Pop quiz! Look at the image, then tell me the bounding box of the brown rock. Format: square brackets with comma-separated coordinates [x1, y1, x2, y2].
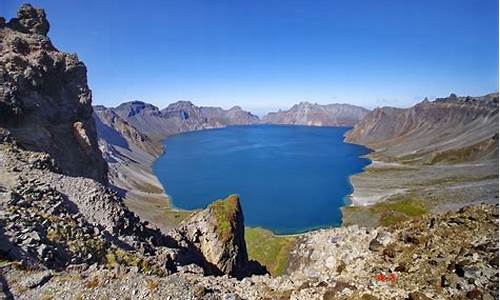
[0, 4, 107, 183]
[466, 289, 483, 299]
[174, 195, 253, 277]
[407, 292, 432, 300]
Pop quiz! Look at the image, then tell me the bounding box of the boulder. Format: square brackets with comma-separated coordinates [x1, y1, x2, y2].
[369, 231, 392, 252]
[173, 194, 250, 277]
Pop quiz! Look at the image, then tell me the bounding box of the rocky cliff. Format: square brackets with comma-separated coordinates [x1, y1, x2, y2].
[0, 4, 107, 183]
[92, 105, 175, 231]
[262, 102, 369, 126]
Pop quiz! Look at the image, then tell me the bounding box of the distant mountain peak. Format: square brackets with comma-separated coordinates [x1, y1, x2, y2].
[167, 100, 196, 107]
[263, 102, 369, 126]
[114, 100, 160, 118]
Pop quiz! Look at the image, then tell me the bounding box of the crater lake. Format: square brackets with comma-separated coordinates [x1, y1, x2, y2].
[153, 125, 371, 234]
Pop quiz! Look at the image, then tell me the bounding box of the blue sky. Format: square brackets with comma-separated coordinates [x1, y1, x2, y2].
[2, 0, 498, 114]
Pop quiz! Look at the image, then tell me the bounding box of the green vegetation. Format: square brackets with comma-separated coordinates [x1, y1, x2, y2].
[343, 197, 428, 227]
[208, 194, 240, 241]
[245, 227, 296, 276]
[427, 137, 497, 165]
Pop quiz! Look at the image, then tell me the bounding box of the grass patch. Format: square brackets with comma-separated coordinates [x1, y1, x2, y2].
[342, 197, 428, 227]
[427, 136, 498, 165]
[373, 199, 427, 216]
[84, 276, 99, 289]
[245, 227, 296, 276]
[372, 198, 428, 226]
[146, 278, 159, 290]
[208, 194, 240, 241]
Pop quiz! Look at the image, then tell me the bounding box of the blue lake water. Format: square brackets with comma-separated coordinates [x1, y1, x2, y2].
[153, 125, 371, 234]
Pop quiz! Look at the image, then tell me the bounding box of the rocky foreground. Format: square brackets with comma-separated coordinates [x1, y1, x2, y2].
[0, 4, 498, 300]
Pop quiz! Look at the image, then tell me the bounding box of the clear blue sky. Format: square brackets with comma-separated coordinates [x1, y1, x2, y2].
[2, 0, 498, 114]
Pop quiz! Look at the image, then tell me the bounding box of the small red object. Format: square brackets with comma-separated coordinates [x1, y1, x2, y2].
[388, 272, 398, 283]
[376, 273, 386, 282]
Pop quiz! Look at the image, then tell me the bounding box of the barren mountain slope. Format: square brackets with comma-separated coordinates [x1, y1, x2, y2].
[343, 94, 499, 226]
[93, 106, 178, 232]
[346, 93, 498, 164]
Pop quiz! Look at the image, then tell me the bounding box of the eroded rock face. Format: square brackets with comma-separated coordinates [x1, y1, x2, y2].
[93, 105, 163, 157]
[0, 4, 107, 183]
[172, 194, 249, 277]
[345, 93, 499, 164]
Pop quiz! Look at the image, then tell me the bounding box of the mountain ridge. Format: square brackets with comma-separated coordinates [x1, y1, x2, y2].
[262, 102, 369, 126]
[345, 93, 499, 164]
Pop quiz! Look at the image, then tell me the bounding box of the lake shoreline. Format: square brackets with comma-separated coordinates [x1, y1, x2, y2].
[107, 124, 378, 238]
[142, 125, 373, 237]
[153, 125, 369, 234]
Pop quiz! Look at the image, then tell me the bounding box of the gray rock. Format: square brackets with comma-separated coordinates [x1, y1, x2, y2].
[21, 271, 53, 289]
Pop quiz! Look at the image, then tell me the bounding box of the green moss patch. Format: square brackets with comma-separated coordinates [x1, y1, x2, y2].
[161, 208, 192, 227]
[245, 227, 296, 276]
[343, 197, 428, 227]
[208, 194, 240, 241]
[428, 136, 498, 165]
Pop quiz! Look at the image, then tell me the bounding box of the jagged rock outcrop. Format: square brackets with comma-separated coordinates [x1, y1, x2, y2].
[5, 4, 49, 35]
[0, 4, 107, 183]
[262, 102, 369, 126]
[345, 93, 499, 164]
[171, 195, 251, 277]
